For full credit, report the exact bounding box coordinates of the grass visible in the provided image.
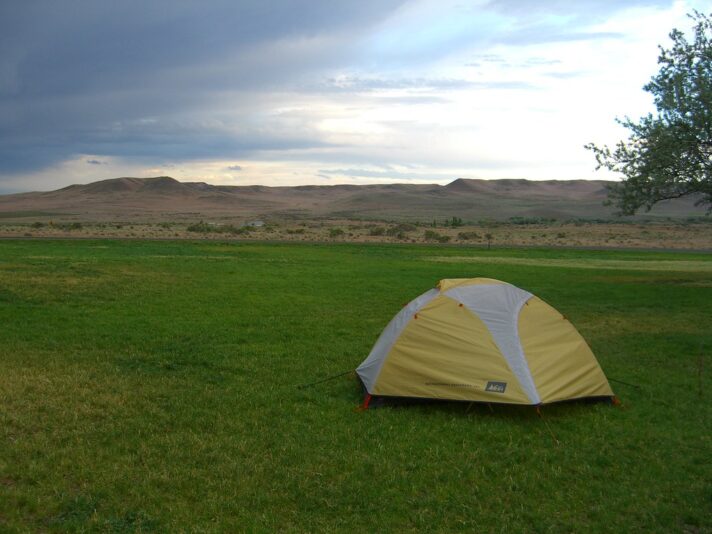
[0,239,710,532]
[431,255,712,273]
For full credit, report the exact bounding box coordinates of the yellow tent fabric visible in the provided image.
[356,278,614,406]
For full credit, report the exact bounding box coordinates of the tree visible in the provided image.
[586,11,712,214]
[444,216,463,228]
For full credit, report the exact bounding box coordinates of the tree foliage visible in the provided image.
[586,11,712,214]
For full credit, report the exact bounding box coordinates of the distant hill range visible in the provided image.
[0,176,706,222]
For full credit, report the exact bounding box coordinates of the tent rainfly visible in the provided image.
[356,278,615,408]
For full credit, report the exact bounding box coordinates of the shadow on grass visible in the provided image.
[48,493,160,533]
[362,396,616,421]
[113,355,246,385]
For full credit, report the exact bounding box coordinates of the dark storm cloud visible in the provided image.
[0,0,405,173]
[1,0,407,97]
[0,0,678,184]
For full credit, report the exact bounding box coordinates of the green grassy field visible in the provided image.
[1,240,710,532]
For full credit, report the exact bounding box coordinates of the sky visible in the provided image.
[0,0,709,193]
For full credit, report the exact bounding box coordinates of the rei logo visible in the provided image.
[485,381,507,393]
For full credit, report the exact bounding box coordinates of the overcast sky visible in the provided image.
[0,0,708,192]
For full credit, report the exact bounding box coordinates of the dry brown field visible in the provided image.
[1,218,710,250]
[1,176,709,250]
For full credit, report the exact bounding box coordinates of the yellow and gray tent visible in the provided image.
[357,278,614,407]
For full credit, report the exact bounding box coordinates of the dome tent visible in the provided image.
[356,278,614,408]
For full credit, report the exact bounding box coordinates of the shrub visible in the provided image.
[55,222,82,231]
[424,230,450,242]
[329,228,345,238]
[424,230,440,240]
[187,221,252,235]
[369,226,385,236]
[187,221,212,233]
[457,231,481,240]
[484,233,494,249]
[508,216,556,225]
[445,216,464,227]
[386,223,416,236]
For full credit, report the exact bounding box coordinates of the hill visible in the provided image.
[0,176,706,222]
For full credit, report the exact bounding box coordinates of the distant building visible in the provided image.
[246,220,264,228]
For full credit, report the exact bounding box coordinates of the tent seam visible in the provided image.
[512,296,541,404]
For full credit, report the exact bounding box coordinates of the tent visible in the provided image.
[356,278,614,408]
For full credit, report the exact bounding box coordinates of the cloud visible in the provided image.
[319,167,456,182]
[501,29,624,46]
[476,0,669,48]
[541,71,585,80]
[313,75,476,92]
[484,0,671,15]
[0,0,703,191]
[310,75,537,95]
[466,54,563,68]
[0,1,406,174]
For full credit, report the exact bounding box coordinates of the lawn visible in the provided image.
[0,239,710,532]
